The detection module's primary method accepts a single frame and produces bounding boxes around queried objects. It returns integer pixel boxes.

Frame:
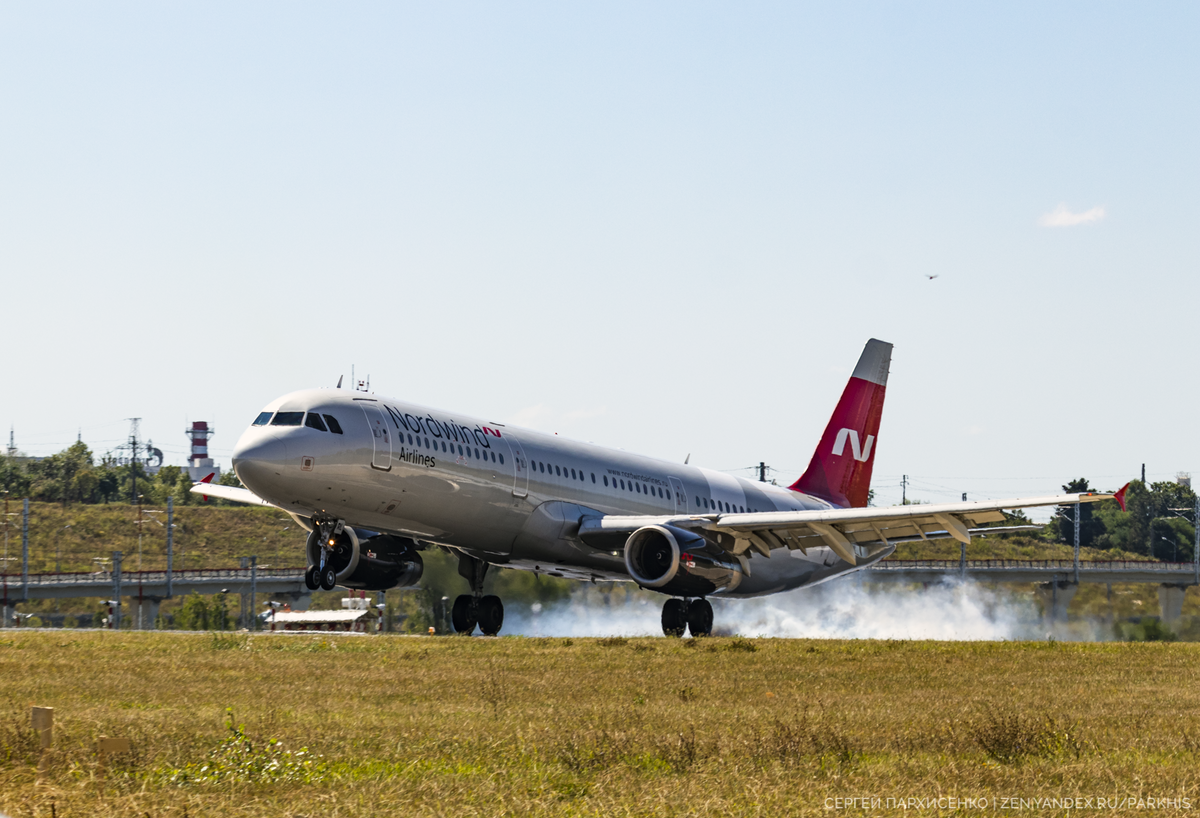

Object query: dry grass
[2,633,1200,816]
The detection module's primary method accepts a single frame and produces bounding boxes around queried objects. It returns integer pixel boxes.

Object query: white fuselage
[233,388,864,596]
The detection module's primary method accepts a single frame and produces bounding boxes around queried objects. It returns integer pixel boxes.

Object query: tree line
[0,441,243,507]
[1044,478,1197,561]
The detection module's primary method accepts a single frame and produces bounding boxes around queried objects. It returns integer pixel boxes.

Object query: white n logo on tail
[832,428,875,462]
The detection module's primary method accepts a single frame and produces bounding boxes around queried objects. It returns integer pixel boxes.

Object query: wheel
[686,598,713,638]
[661,598,687,637]
[320,566,338,591]
[477,595,504,636]
[304,565,320,591]
[451,595,478,634]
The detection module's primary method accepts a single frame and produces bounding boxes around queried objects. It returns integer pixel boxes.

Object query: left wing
[188,482,275,507]
[578,491,1115,565]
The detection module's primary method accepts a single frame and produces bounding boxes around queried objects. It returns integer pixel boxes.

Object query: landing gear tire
[304,565,320,591]
[319,566,338,591]
[686,598,713,638]
[477,595,504,636]
[662,598,687,637]
[452,595,478,635]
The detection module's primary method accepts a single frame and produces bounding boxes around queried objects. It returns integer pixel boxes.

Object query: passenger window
[619,480,625,490]
[570,468,576,479]
[603,476,609,486]
[539,462,545,473]
[591,473,596,483]
[458,445,464,456]
[475,448,480,459]
[491,451,496,462]
[499,454,505,464]
[425,438,430,448]
[636,483,641,494]
[252,411,273,426]
[304,413,328,432]
[271,411,304,426]
[695,496,701,506]
[555,465,561,477]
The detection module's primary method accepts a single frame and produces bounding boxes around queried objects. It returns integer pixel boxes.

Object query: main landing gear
[451,555,504,636]
[304,517,344,592]
[661,597,713,638]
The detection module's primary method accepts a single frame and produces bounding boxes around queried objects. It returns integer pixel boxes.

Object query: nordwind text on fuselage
[384,405,500,450]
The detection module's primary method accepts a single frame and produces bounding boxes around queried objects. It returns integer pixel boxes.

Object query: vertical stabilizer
[790,339,892,508]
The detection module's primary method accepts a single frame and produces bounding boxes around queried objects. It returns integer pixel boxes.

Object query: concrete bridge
[862,558,1199,624]
[3,556,1197,630]
[1,557,311,630]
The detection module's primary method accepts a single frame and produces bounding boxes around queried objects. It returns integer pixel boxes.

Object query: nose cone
[232,430,289,496]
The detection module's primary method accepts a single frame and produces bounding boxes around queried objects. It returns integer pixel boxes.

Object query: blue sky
[1,2,1196,512]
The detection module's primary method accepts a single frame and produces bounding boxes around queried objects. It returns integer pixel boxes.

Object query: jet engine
[623,524,744,596]
[305,526,424,591]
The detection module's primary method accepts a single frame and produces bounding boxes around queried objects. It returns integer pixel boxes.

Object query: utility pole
[137,495,144,571]
[111,552,122,630]
[1142,463,1146,484]
[250,555,258,632]
[759,462,767,483]
[127,418,142,505]
[1073,502,1081,584]
[1194,495,1199,585]
[901,475,908,504]
[21,499,29,602]
[166,496,174,599]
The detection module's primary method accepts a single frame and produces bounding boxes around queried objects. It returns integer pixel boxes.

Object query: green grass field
[2,632,1199,816]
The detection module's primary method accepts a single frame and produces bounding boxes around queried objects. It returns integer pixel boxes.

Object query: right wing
[578,491,1115,565]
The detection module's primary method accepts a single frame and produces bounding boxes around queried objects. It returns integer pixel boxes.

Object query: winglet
[1114,482,1130,512]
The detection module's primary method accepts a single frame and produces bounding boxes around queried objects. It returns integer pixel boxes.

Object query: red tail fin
[790,339,892,508]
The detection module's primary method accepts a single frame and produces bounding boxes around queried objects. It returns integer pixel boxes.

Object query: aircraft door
[669,476,687,514]
[358,403,392,470]
[502,432,529,498]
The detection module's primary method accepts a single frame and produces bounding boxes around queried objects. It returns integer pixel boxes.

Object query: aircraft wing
[578,491,1113,565]
[188,482,275,507]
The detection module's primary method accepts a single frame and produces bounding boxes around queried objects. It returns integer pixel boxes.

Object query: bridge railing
[871,559,1196,573]
[2,568,306,587]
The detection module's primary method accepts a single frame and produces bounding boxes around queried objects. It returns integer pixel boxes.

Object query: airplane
[195,339,1116,637]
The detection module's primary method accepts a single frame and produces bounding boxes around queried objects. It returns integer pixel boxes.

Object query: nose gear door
[501,431,529,498]
[358,402,392,471]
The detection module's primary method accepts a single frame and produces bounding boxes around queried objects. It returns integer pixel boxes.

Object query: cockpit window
[323,414,344,434]
[305,413,328,432]
[270,411,304,427]
[252,411,273,426]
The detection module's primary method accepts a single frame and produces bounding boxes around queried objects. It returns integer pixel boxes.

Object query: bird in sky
[925,274,939,280]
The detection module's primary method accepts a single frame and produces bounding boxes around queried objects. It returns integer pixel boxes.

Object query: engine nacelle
[623,524,743,596]
[306,527,423,591]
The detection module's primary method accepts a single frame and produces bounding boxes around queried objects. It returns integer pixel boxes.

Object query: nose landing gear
[305,517,346,591]
[451,555,504,636]
[661,597,713,638]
